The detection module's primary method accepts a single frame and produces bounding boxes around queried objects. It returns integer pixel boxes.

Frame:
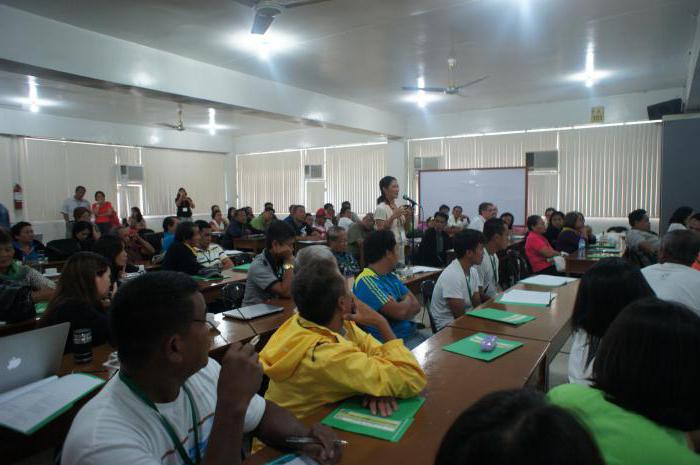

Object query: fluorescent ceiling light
[568,43,612,87]
[197,108,231,134]
[11,76,59,112]
[232,31,296,60]
[405,76,441,108]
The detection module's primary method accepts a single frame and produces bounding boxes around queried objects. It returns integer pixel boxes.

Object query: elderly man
[347,213,375,263]
[327,226,360,277]
[61,186,91,238]
[468,202,498,232]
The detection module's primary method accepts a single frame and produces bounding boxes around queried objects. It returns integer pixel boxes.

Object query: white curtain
[142,148,226,217]
[236,151,302,213]
[558,124,661,217]
[0,136,17,211]
[325,144,387,216]
[20,139,118,221]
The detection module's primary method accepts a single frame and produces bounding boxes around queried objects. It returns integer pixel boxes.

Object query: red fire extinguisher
[13,184,23,210]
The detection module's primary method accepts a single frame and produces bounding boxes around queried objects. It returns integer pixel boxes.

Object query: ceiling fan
[157,105,186,132]
[233,0,332,35]
[402,57,488,97]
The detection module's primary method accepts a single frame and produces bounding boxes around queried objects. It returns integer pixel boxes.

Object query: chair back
[420,279,438,334]
[45,239,81,261]
[143,232,163,254]
[607,226,628,233]
[502,249,531,288]
[222,282,246,309]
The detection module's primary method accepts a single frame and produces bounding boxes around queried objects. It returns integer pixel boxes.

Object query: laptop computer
[223,304,284,321]
[0,322,70,394]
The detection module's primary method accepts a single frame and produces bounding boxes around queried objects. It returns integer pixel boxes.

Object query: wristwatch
[282,263,295,272]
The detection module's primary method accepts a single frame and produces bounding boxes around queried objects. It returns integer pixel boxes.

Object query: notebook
[443,333,524,362]
[223,303,284,320]
[466,308,535,326]
[519,275,577,287]
[496,289,553,307]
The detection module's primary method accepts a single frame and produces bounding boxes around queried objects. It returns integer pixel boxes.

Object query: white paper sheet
[498,289,553,306]
[408,266,442,274]
[519,275,577,287]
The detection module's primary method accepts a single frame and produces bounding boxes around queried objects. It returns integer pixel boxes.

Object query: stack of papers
[408,266,442,274]
[322,397,425,442]
[496,289,553,307]
[466,308,535,326]
[0,374,104,434]
[443,333,524,361]
[519,275,577,287]
[224,250,246,256]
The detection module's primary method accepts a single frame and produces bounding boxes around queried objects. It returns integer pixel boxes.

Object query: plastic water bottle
[578,236,586,258]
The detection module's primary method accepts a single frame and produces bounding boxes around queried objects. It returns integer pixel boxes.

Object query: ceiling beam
[685,12,700,111]
[0,5,404,138]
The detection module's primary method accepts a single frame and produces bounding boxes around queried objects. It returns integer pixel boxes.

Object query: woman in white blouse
[568,258,654,385]
[373,176,411,264]
[667,206,694,232]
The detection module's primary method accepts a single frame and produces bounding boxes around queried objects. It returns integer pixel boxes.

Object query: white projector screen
[419,167,528,226]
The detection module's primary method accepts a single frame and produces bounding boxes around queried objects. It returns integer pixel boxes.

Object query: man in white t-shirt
[477,218,509,301]
[641,230,700,313]
[60,185,91,238]
[430,229,485,331]
[446,205,468,234]
[195,220,234,270]
[337,206,354,230]
[62,272,340,465]
[468,202,498,232]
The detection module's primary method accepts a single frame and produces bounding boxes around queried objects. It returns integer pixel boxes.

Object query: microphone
[402,194,419,205]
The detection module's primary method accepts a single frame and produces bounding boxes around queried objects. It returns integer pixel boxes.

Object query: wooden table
[232,237,266,254]
[449,280,579,370]
[401,270,442,295]
[564,249,623,275]
[244,327,548,465]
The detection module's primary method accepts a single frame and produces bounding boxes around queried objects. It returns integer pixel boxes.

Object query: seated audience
[313,208,329,239]
[226,206,236,224]
[641,230,700,312]
[524,215,561,275]
[430,229,484,331]
[545,210,564,248]
[337,206,354,230]
[161,216,179,253]
[556,211,588,254]
[353,230,424,348]
[61,186,91,238]
[569,258,654,385]
[39,252,112,352]
[0,227,55,304]
[209,208,228,232]
[327,226,360,277]
[284,205,309,237]
[92,190,117,235]
[127,207,146,231]
[468,202,498,232]
[116,226,155,263]
[438,204,450,216]
[499,212,514,231]
[418,211,452,267]
[11,221,46,262]
[260,254,426,419]
[436,389,604,465]
[242,220,297,306]
[72,221,98,251]
[93,235,130,288]
[250,206,275,233]
[549,298,700,465]
[341,201,360,223]
[477,218,508,301]
[162,222,202,275]
[224,208,252,248]
[304,213,315,233]
[626,209,659,266]
[61,271,341,465]
[544,207,556,224]
[668,206,694,232]
[347,213,374,262]
[243,206,255,223]
[194,220,233,270]
[0,202,9,228]
[323,203,337,228]
[73,207,102,240]
[447,205,468,233]
[689,213,700,271]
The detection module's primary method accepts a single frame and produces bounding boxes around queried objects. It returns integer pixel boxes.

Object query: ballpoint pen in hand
[285,436,349,447]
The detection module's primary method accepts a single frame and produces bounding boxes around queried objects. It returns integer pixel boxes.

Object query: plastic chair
[420,279,438,334]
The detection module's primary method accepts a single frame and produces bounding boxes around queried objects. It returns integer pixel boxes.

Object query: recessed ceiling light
[568,43,612,87]
[232,31,295,60]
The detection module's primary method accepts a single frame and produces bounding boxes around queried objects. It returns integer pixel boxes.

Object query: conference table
[564,243,625,275]
[232,236,266,254]
[244,327,549,465]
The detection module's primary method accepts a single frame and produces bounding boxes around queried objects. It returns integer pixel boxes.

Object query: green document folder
[466,308,535,326]
[192,275,221,282]
[35,302,48,314]
[443,332,524,362]
[321,396,425,442]
[233,263,251,271]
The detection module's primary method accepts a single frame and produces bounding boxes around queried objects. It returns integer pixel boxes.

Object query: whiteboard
[419,168,527,226]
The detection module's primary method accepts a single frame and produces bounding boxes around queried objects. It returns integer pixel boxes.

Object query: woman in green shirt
[549,298,700,465]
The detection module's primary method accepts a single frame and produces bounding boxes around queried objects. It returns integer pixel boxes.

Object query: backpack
[0,280,36,324]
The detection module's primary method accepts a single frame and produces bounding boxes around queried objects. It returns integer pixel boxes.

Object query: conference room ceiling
[1,0,697,116]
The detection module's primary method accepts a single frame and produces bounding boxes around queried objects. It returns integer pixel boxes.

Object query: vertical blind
[325,144,387,215]
[237,151,303,212]
[408,123,661,218]
[142,148,226,217]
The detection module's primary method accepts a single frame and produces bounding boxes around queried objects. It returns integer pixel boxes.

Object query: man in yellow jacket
[260,258,427,420]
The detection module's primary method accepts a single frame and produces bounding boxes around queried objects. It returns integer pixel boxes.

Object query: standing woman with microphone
[374,176,411,264]
[175,187,195,223]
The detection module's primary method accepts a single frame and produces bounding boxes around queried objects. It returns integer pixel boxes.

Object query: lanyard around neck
[119,372,201,465]
[488,252,498,285]
[465,271,473,298]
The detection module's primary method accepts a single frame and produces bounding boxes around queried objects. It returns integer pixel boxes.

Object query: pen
[250,335,261,347]
[285,437,349,447]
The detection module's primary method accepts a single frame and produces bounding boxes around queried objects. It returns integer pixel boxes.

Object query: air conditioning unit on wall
[117,165,144,183]
[304,164,323,179]
[526,151,558,171]
[414,156,442,170]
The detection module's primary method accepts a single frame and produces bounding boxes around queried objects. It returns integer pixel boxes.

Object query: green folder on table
[443,332,524,362]
[35,302,48,314]
[233,263,251,271]
[587,253,621,259]
[192,275,221,282]
[321,396,425,442]
[466,308,535,326]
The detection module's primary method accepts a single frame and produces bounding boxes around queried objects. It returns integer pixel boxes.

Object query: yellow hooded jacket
[260,313,427,419]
